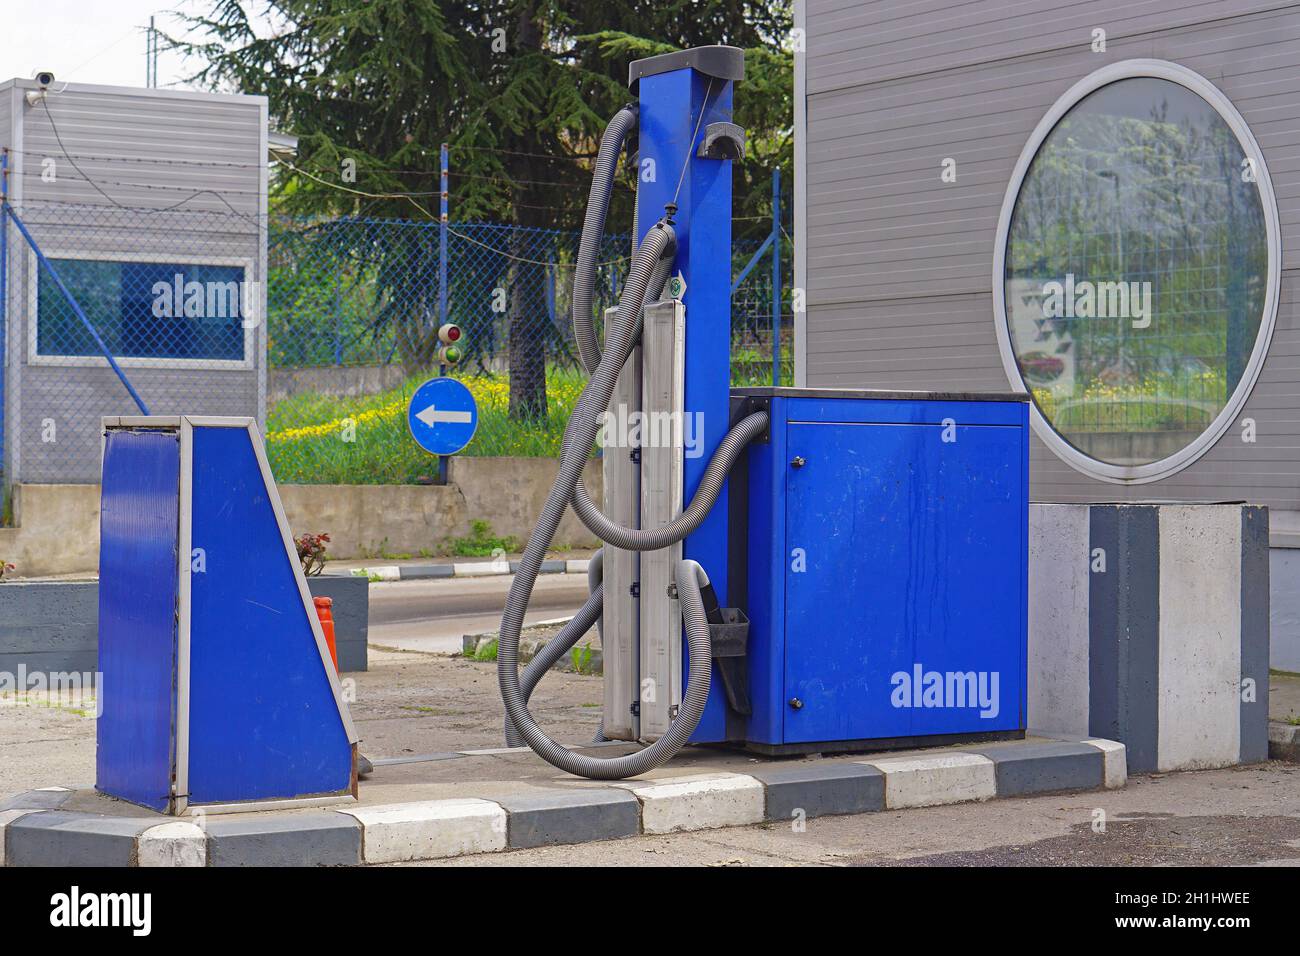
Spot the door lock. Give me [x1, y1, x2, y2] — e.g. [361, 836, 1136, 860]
[791, 456, 806, 469]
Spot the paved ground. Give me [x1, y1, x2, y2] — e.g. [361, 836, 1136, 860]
[0, 644, 606, 803]
[3, 573, 1298, 865]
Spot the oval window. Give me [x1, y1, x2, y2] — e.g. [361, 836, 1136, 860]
[995, 62, 1279, 483]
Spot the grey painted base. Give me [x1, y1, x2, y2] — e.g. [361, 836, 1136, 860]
[0, 576, 369, 676]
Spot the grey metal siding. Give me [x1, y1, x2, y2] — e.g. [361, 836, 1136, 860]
[803, 0, 1300, 510]
[1, 80, 266, 483]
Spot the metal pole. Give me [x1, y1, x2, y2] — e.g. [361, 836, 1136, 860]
[771, 166, 781, 387]
[439, 143, 449, 330]
[1, 151, 8, 494]
[6, 206, 150, 415]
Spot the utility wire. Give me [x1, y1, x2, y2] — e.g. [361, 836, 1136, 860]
[37, 97, 263, 224]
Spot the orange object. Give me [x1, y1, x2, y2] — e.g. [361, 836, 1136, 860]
[313, 596, 339, 672]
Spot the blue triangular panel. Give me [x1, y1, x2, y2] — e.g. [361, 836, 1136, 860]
[186, 425, 353, 804]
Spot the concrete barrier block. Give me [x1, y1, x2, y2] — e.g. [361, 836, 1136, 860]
[565, 559, 591, 575]
[453, 562, 505, 577]
[863, 753, 997, 809]
[1030, 503, 1269, 774]
[970, 742, 1104, 796]
[137, 821, 207, 868]
[615, 773, 765, 834]
[1027, 505, 1090, 736]
[1084, 739, 1128, 788]
[0, 809, 40, 866]
[496, 788, 641, 848]
[307, 574, 369, 672]
[1158, 506, 1242, 771]
[340, 798, 506, 863]
[5, 812, 155, 867]
[206, 813, 361, 867]
[749, 762, 885, 820]
[402, 564, 455, 579]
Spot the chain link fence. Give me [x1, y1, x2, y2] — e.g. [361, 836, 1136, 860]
[1, 199, 790, 489]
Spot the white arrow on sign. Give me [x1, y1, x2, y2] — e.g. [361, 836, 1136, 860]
[415, 404, 472, 427]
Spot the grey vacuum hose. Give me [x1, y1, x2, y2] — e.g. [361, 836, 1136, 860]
[502, 575, 604, 748]
[498, 105, 767, 779]
[571, 410, 768, 551]
[572, 104, 637, 375]
[500, 223, 723, 779]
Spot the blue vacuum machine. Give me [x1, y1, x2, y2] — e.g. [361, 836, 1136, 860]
[496, 46, 1029, 778]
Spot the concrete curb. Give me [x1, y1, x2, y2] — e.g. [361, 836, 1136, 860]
[2, 738, 1126, 867]
[336, 559, 589, 582]
[1268, 720, 1300, 762]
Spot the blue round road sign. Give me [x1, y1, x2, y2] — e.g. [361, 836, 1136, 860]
[407, 377, 478, 456]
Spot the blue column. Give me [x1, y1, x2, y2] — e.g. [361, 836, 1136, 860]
[634, 48, 743, 743]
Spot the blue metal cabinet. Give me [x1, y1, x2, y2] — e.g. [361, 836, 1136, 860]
[712, 388, 1029, 754]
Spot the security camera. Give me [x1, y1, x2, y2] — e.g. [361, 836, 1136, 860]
[34, 71, 55, 89]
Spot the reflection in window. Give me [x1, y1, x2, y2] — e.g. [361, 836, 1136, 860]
[1005, 77, 1267, 466]
[37, 259, 248, 361]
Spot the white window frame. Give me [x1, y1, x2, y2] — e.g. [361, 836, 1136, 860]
[27, 248, 258, 371]
[992, 59, 1281, 485]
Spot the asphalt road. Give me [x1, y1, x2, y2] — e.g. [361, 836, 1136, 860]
[366, 574, 590, 653]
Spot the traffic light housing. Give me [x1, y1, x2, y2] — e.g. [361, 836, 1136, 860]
[437, 323, 464, 366]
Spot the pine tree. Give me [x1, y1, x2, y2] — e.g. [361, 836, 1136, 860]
[173, 0, 792, 419]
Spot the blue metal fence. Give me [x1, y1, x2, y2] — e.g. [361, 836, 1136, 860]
[0, 176, 790, 489]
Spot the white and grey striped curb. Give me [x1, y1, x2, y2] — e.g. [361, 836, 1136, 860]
[0, 738, 1125, 866]
[338, 558, 590, 582]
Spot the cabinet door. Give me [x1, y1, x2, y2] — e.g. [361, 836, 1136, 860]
[783, 421, 1024, 744]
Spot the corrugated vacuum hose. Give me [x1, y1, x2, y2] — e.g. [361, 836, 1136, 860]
[496, 107, 768, 779]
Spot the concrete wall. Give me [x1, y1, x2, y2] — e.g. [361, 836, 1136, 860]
[268, 364, 409, 403]
[1027, 503, 1270, 772]
[277, 456, 603, 559]
[0, 456, 602, 577]
[0, 484, 100, 577]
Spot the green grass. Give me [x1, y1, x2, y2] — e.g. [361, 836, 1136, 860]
[450, 519, 519, 557]
[265, 368, 586, 484]
[265, 357, 787, 485]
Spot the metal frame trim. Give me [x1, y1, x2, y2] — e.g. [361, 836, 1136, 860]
[991, 59, 1282, 485]
[174, 416, 194, 815]
[793, 0, 808, 388]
